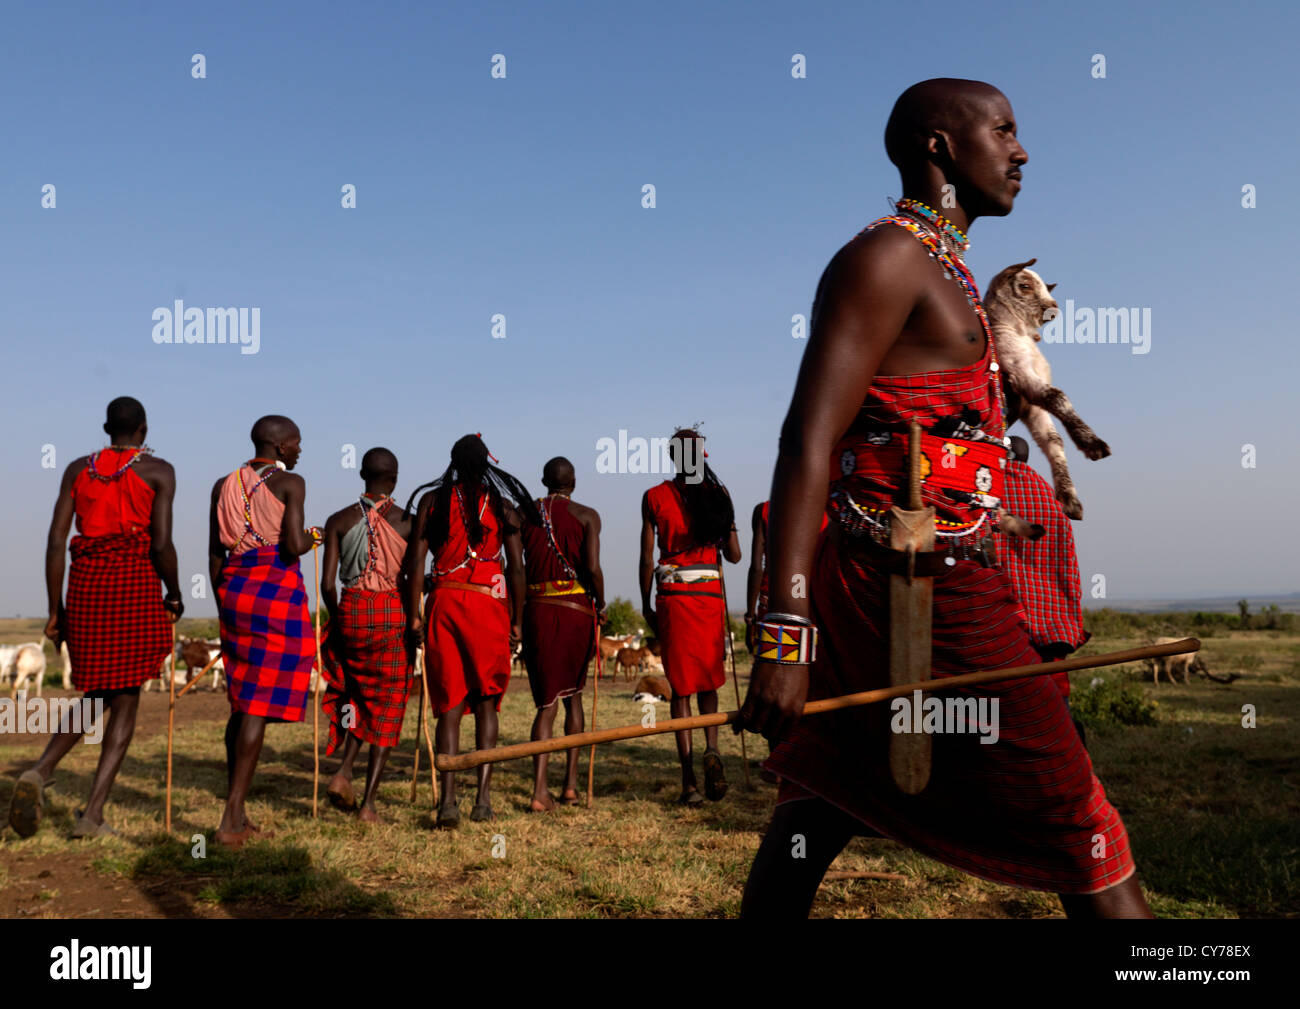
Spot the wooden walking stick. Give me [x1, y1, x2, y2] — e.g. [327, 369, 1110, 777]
[164, 620, 177, 833]
[412, 595, 438, 807]
[889, 420, 935, 794]
[409, 661, 424, 802]
[312, 539, 323, 818]
[716, 559, 751, 788]
[586, 604, 602, 807]
[436, 637, 1200, 771]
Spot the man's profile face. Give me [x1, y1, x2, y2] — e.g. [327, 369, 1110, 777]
[948, 92, 1028, 217]
[279, 429, 303, 470]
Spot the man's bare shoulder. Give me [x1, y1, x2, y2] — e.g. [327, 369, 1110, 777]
[325, 501, 363, 531]
[830, 222, 929, 279]
[569, 500, 600, 527]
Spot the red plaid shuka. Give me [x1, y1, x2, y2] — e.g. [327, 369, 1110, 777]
[999, 460, 1089, 697]
[321, 587, 411, 753]
[65, 532, 172, 692]
[217, 544, 316, 722]
[767, 225, 1135, 895]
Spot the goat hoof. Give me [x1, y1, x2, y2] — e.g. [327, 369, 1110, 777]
[1083, 440, 1111, 460]
[1059, 495, 1084, 520]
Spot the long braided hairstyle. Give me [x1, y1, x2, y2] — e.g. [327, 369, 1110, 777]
[669, 428, 734, 548]
[405, 433, 539, 553]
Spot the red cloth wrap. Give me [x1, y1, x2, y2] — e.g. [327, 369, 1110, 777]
[423, 488, 511, 716]
[321, 587, 411, 752]
[647, 481, 725, 697]
[999, 460, 1089, 698]
[521, 498, 593, 708]
[65, 532, 171, 692]
[217, 544, 316, 722]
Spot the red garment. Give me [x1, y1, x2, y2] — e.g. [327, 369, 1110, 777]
[66, 534, 171, 692]
[64, 451, 170, 692]
[647, 480, 725, 697]
[218, 545, 316, 722]
[423, 485, 511, 716]
[70, 449, 155, 537]
[1000, 460, 1089, 698]
[766, 233, 1135, 895]
[521, 496, 594, 708]
[322, 587, 410, 752]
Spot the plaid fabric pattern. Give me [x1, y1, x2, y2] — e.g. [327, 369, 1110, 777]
[767, 546, 1135, 895]
[321, 587, 411, 752]
[217, 544, 316, 722]
[999, 461, 1088, 653]
[65, 532, 172, 692]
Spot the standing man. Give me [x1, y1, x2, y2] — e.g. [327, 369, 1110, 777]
[403, 434, 537, 827]
[639, 428, 742, 806]
[320, 448, 413, 823]
[8, 397, 181, 838]
[739, 79, 1150, 918]
[520, 456, 605, 812]
[209, 415, 318, 849]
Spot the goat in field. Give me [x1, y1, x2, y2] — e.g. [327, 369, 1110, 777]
[1, 643, 47, 697]
[984, 258, 1110, 520]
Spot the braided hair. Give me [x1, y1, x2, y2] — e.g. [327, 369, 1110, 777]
[404, 434, 540, 552]
[669, 428, 734, 548]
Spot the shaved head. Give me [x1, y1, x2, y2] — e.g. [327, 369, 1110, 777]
[542, 456, 575, 492]
[360, 447, 398, 481]
[104, 396, 146, 436]
[250, 415, 298, 448]
[884, 78, 1005, 170]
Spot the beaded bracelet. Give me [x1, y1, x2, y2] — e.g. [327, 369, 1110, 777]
[754, 619, 818, 665]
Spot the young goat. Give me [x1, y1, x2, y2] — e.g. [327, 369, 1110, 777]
[984, 259, 1110, 519]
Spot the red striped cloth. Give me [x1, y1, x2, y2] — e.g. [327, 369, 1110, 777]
[999, 460, 1090, 696]
[321, 587, 411, 752]
[217, 544, 316, 722]
[766, 542, 1135, 894]
[65, 532, 172, 692]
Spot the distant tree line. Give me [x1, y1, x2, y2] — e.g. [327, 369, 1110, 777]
[1084, 604, 1294, 639]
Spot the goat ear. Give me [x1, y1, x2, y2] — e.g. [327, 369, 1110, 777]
[1007, 257, 1037, 273]
[1046, 283, 1056, 292]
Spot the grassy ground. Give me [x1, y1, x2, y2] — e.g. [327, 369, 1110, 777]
[1, 622, 1296, 918]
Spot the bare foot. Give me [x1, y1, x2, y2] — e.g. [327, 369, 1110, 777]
[529, 793, 556, 813]
[558, 789, 580, 806]
[358, 805, 380, 824]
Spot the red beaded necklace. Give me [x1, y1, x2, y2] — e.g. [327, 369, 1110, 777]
[88, 445, 150, 481]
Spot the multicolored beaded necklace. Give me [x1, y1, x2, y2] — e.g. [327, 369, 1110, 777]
[538, 494, 579, 580]
[233, 461, 281, 550]
[357, 494, 393, 578]
[88, 445, 151, 481]
[866, 201, 1007, 435]
[893, 198, 969, 256]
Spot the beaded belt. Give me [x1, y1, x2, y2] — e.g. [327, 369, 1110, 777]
[527, 579, 587, 597]
[655, 562, 721, 585]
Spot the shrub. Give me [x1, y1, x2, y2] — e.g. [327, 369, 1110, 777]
[1070, 678, 1158, 728]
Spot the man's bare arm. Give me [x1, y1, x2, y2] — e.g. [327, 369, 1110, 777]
[402, 493, 434, 643]
[144, 460, 182, 612]
[276, 473, 313, 559]
[581, 508, 605, 612]
[638, 492, 657, 632]
[208, 478, 227, 591]
[44, 462, 82, 644]
[740, 232, 926, 741]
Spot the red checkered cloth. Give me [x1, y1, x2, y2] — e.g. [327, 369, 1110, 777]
[217, 544, 316, 722]
[766, 543, 1135, 895]
[321, 587, 412, 753]
[65, 532, 172, 692]
[1000, 460, 1090, 697]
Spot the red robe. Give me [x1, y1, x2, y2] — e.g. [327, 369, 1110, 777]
[64, 449, 171, 693]
[520, 496, 594, 708]
[647, 480, 725, 697]
[423, 485, 511, 716]
[766, 245, 1135, 894]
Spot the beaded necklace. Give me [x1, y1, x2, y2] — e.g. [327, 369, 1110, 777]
[431, 484, 496, 577]
[893, 198, 969, 256]
[538, 495, 579, 580]
[88, 445, 151, 481]
[233, 461, 279, 550]
[866, 206, 1007, 434]
[357, 494, 392, 579]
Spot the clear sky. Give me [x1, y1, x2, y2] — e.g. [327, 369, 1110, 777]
[2, 0, 1297, 616]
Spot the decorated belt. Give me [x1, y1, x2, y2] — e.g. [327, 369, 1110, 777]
[430, 579, 505, 603]
[528, 595, 596, 616]
[655, 562, 720, 585]
[527, 579, 587, 598]
[830, 430, 1009, 545]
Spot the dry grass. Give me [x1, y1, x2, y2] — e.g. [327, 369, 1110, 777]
[1, 625, 1296, 918]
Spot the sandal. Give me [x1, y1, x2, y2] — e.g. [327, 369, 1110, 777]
[436, 803, 461, 830]
[7, 770, 44, 838]
[703, 749, 728, 801]
[469, 802, 493, 823]
[327, 782, 357, 813]
[677, 788, 705, 807]
[71, 810, 118, 839]
[558, 790, 581, 807]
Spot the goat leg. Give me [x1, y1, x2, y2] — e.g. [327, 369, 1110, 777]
[1021, 404, 1085, 520]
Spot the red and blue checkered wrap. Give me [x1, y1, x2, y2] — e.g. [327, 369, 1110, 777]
[321, 587, 411, 753]
[65, 532, 172, 692]
[217, 544, 316, 722]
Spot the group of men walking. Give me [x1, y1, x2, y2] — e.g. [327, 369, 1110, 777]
[9, 75, 1155, 918]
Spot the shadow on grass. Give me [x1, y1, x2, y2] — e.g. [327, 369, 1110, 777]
[115, 835, 398, 918]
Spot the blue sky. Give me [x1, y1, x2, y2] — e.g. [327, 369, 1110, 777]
[2, 0, 1297, 615]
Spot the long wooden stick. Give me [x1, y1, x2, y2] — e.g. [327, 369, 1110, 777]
[165, 621, 177, 833]
[416, 596, 438, 808]
[717, 560, 751, 788]
[436, 637, 1199, 772]
[176, 647, 222, 700]
[586, 604, 602, 807]
[312, 542, 323, 818]
[409, 659, 424, 803]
